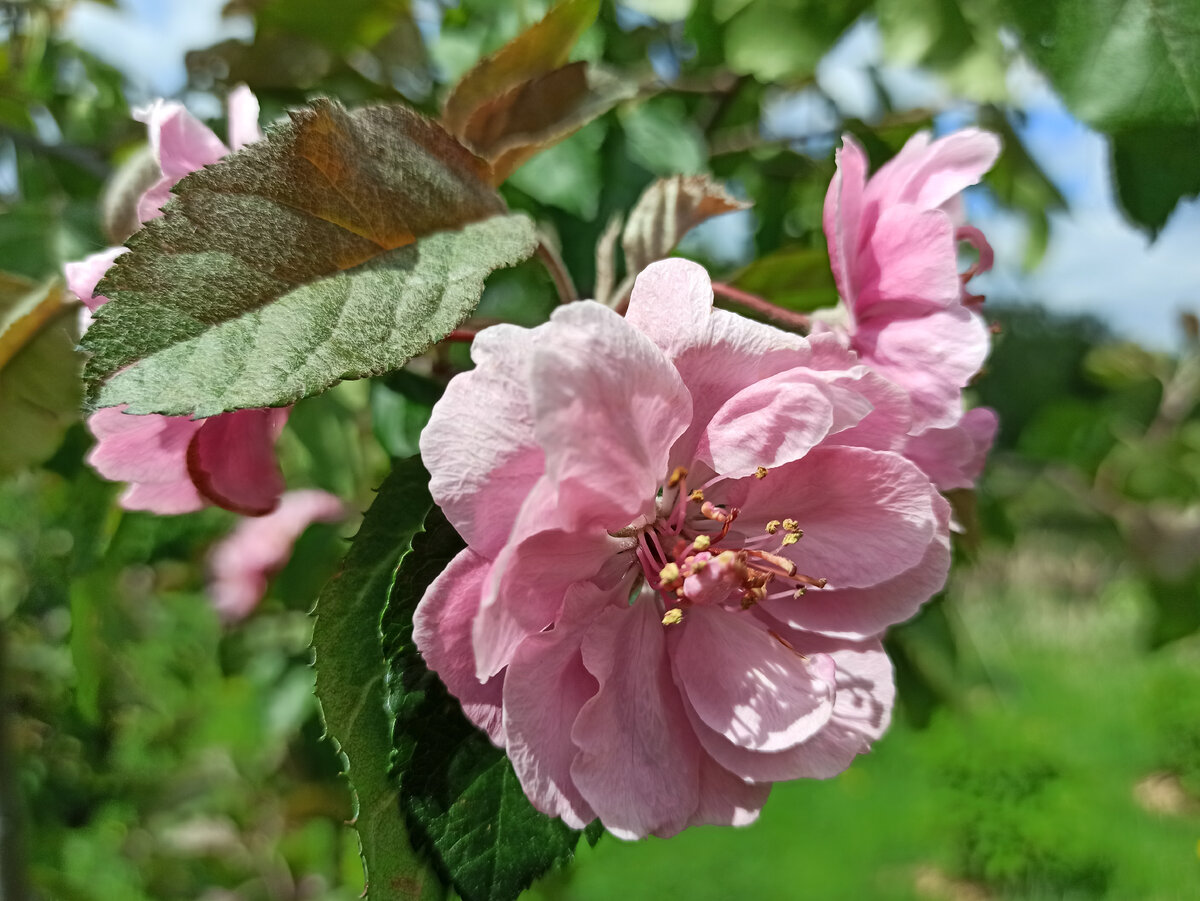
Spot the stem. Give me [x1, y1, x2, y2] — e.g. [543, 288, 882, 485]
[710, 281, 811, 332]
[535, 241, 578, 305]
[444, 329, 477, 343]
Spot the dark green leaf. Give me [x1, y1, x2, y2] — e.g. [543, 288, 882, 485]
[83, 99, 537, 416]
[1111, 123, 1200, 235]
[724, 0, 868, 83]
[311, 458, 446, 901]
[383, 508, 592, 901]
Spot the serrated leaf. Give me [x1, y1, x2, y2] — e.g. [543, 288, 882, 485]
[311, 457, 446, 901]
[622, 175, 750, 274]
[0, 275, 81, 478]
[82, 98, 537, 417]
[383, 508, 592, 901]
[442, 0, 600, 138]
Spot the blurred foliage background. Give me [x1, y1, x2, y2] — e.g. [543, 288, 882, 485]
[2, 0, 1199, 898]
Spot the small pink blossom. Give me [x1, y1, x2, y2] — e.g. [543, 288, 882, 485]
[415, 259, 951, 838]
[70, 88, 289, 516]
[818, 129, 1001, 436]
[208, 489, 346, 622]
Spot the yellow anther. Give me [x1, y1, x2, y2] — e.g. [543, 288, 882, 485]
[765, 520, 781, 534]
[658, 562, 681, 586]
[690, 556, 708, 572]
[662, 608, 684, 626]
[782, 518, 800, 532]
[754, 466, 768, 479]
[688, 489, 705, 503]
[781, 532, 800, 546]
[793, 587, 807, 599]
[692, 535, 711, 551]
[716, 550, 736, 566]
[668, 466, 688, 487]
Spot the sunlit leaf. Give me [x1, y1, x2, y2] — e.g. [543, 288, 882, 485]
[731, 244, 839, 313]
[622, 174, 750, 274]
[312, 457, 446, 901]
[82, 99, 537, 417]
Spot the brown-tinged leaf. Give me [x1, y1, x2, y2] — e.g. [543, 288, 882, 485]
[622, 175, 751, 274]
[459, 62, 636, 183]
[82, 99, 537, 417]
[442, 0, 600, 137]
[0, 274, 70, 371]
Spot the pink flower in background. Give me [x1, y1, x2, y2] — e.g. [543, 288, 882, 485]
[208, 490, 346, 622]
[68, 87, 290, 516]
[817, 129, 1001, 436]
[415, 259, 951, 838]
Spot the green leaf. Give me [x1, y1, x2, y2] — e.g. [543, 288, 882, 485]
[731, 244, 839, 313]
[370, 370, 443, 460]
[312, 457, 446, 901]
[1001, 0, 1200, 231]
[622, 174, 750, 274]
[0, 275, 81, 478]
[83, 98, 537, 417]
[724, 0, 868, 83]
[383, 508, 592, 901]
[620, 97, 708, 176]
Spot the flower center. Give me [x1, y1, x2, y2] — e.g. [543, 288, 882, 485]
[632, 466, 827, 625]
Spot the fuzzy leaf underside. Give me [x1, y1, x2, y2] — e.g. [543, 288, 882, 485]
[383, 508, 594, 901]
[83, 98, 534, 416]
[311, 458, 445, 901]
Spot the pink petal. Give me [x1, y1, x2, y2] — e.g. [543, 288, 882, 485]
[473, 479, 626, 679]
[684, 635, 894, 782]
[823, 135, 868, 305]
[226, 85, 263, 152]
[688, 756, 771, 828]
[188, 407, 289, 516]
[758, 492, 951, 638]
[65, 247, 125, 312]
[670, 605, 835, 752]
[855, 205, 960, 315]
[857, 305, 990, 433]
[208, 489, 344, 621]
[531, 302, 691, 530]
[134, 99, 229, 181]
[420, 323, 546, 558]
[904, 406, 998, 491]
[725, 446, 942, 591]
[867, 129, 1000, 212]
[502, 586, 608, 827]
[413, 548, 507, 743]
[86, 406, 205, 514]
[571, 597, 701, 839]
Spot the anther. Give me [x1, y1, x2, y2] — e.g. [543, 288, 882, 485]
[668, 466, 688, 488]
[782, 518, 800, 532]
[781, 532, 800, 546]
[765, 520, 781, 534]
[794, 573, 827, 589]
[658, 562, 681, 587]
[692, 535, 711, 552]
[662, 608, 684, 626]
[793, 587, 807, 599]
[689, 489, 705, 503]
[754, 466, 768, 479]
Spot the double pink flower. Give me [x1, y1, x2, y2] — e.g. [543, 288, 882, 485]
[67, 87, 288, 516]
[415, 260, 951, 838]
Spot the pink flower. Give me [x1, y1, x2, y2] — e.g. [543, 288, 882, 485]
[904, 407, 999, 492]
[69, 88, 289, 516]
[818, 129, 1001, 435]
[415, 259, 951, 838]
[208, 490, 346, 621]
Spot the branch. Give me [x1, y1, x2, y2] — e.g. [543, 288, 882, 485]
[710, 281, 810, 332]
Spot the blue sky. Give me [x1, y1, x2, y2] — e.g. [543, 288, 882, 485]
[64, 2, 1200, 349]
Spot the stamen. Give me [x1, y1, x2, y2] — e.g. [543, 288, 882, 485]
[782, 532, 801, 546]
[692, 535, 711, 552]
[746, 549, 797, 577]
[782, 518, 800, 532]
[688, 489, 705, 503]
[668, 466, 688, 487]
[754, 466, 768, 479]
[701, 501, 732, 523]
[658, 562, 681, 588]
[765, 520, 781, 534]
[662, 608, 684, 626]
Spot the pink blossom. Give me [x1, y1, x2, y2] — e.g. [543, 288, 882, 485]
[70, 88, 288, 516]
[208, 490, 346, 621]
[904, 407, 999, 492]
[415, 259, 951, 838]
[818, 129, 1001, 435]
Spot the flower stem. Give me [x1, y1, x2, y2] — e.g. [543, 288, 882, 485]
[710, 281, 811, 331]
[536, 240, 578, 305]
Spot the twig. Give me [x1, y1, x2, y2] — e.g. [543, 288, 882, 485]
[711, 281, 810, 332]
[535, 240, 578, 305]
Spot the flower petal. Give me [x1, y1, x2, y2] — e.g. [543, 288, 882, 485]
[188, 408, 289, 516]
[671, 605, 835, 752]
[65, 247, 125, 312]
[208, 489, 344, 621]
[503, 586, 607, 828]
[531, 302, 691, 530]
[571, 596, 701, 839]
[758, 491, 951, 638]
[823, 135, 868, 304]
[421, 323, 546, 557]
[904, 406, 998, 491]
[86, 406, 205, 514]
[855, 205, 960, 314]
[413, 548, 507, 743]
[226, 85, 263, 152]
[688, 756, 771, 828]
